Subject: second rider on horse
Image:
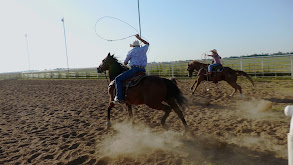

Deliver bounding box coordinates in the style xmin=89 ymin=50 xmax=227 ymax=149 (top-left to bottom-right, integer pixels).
xmin=113 ymin=34 xmax=149 ymax=104
xmin=207 ymin=49 xmax=222 ymax=75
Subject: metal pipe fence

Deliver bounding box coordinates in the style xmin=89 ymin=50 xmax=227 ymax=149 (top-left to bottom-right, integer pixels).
xmin=21 ymin=54 xmax=293 ymax=79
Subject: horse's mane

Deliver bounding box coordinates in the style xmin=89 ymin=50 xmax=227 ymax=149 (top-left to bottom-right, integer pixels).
xmin=191 ymin=60 xmax=211 ymax=65
xmin=188 ymin=60 xmax=209 ymax=71
xmin=189 ymin=60 xmax=203 ymax=65
xmin=109 ymin=55 xmax=129 ymax=71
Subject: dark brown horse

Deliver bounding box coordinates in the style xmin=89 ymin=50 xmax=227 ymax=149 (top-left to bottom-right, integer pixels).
xmin=187 ymin=60 xmax=254 ymax=97
xmin=97 ymin=53 xmax=189 ymax=132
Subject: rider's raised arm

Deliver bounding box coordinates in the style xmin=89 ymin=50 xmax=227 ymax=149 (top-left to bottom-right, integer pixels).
xmin=135 ymin=34 xmax=149 ymax=45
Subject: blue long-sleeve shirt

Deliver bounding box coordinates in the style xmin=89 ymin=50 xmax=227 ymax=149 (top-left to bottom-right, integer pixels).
xmin=124 ymin=44 xmax=149 ymax=67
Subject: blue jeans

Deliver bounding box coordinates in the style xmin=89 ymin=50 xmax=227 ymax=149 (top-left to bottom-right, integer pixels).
xmin=115 ymin=67 xmax=146 ymax=100
xmin=208 ymin=63 xmax=221 ymax=72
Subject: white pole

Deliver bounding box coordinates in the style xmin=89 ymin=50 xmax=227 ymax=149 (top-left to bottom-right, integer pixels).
xmin=61 ymin=17 xmax=70 ymax=72
xmin=285 ymin=105 xmax=293 ymax=165
xmin=25 ymin=34 xmax=31 ymax=72
xmin=137 ymin=0 xmax=142 ymax=36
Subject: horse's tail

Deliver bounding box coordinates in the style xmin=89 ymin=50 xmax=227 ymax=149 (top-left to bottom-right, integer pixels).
xmin=236 ymin=70 xmax=255 ymax=86
xmin=163 ymin=78 xmax=187 ymax=107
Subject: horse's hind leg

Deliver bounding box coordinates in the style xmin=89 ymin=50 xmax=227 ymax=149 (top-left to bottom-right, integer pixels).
xmin=126 ymin=103 xmax=134 ymax=125
xmin=168 ymin=99 xmax=189 ymax=132
xmin=237 ymin=83 xmax=242 ymax=97
xmin=161 ymin=105 xmax=172 ymax=130
xmin=147 ymin=102 xmax=171 ymax=130
xmin=228 ymin=82 xmax=242 ymax=97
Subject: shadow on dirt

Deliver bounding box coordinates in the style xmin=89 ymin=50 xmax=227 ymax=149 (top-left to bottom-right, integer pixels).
xmin=181 ymin=134 xmax=287 ymax=165
xmin=267 ymin=98 xmax=293 ymax=104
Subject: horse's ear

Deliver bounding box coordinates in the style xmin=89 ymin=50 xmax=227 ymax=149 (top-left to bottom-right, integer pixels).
xmin=108 ymin=52 xmax=111 ymax=56
xmin=112 ymin=54 xmax=115 ymax=57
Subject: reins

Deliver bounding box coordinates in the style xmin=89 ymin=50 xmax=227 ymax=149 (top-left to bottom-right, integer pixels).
xmin=104 ymin=71 xmax=109 ymax=85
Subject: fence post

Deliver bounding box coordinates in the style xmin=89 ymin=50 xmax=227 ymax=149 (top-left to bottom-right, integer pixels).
xmin=275 ymin=56 xmax=277 ymax=77
xmin=261 ymin=58 xmax=264 ymax=76
xmin=172 ymin=64 xmax=174 ymax=78
xmin=240 ymin=58 xmax=243 ymax=71
xmin=291 ymin=57 xmax=293 ymax=79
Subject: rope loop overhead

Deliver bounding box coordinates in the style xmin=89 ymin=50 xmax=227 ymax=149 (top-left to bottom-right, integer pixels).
xmin=94 ymin=16 xmax=139 ymax=42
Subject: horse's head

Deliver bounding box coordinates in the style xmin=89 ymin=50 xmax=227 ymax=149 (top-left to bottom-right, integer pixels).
xmin=187 ymin=63 xmax=194 ymax=77
xmin=187 ymin=61 xmax=207 ymax=77
xmin=97 ymin=52 xmax=114 ymax=73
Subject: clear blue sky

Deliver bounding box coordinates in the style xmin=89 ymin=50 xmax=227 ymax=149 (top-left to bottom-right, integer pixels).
xmin=0 ymin=0 xmax=292 ymax=73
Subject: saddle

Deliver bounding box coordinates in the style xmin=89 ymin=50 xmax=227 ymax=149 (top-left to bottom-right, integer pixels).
xmin=123 ymin=72 xmax=146 ymax=88
xmin=202 ymin=65 xmax=224 ymax=83
xmin=109 ymin=72 xmax=146 ymax=97
xmin=211 ymin=64 xmax=224 ymax=72
xmin=109 ymin=72 xmax=146 ymax=88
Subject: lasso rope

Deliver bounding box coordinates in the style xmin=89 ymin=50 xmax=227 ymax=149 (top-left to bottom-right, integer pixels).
xmin=201 ymin=53 xmax=208 ymax=63
xmin=94 ymin=16 xmax=139 ymax=42
xmin=94 ymin=16 xmax=150 ymax=55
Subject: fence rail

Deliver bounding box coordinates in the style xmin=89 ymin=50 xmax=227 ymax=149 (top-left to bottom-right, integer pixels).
xmin=21 ymin=54 xmax=293 ymax=79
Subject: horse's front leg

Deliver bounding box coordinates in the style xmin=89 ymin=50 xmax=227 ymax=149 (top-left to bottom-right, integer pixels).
xmin=192 ymin=77 xmax=203 ymax=95
xmin=106 ymin=102 xmax=114 ymax=127
xmin=126 ymin=103 xmax=134 ymax=125
xmin=107 ymin=85 xmax=116 ymax=127
xmin=190 ymin=79 xmax=198 ymax=90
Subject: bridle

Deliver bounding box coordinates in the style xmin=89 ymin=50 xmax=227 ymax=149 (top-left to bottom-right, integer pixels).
xmin=103 ymin=71 xmax=109 ymax=85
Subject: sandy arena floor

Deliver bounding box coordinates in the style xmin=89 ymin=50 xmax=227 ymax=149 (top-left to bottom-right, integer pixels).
xmin=0 ymin=79 xmax=292 ymax=165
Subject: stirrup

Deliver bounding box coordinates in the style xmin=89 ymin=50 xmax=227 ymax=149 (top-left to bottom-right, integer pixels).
xmin=112 ymin=97 xmax=125 ymax=104
xmin=205 ymin=72 xmax=212 ymax=76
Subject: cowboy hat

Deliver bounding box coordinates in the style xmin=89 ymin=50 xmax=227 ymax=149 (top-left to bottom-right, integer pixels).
xmin=130 ymin=40 xmax=140 ymax=47
xmin=210 ymin=49 xmax=217 ymax=53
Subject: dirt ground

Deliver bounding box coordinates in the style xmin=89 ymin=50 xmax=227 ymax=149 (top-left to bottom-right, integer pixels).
xmin=0 ymin=78 xmax=292 ymax=165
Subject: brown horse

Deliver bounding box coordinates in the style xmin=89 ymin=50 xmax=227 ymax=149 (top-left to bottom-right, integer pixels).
xmin=97 ymin=53 xmax=189 ymax=132
xmin=187 ymin=60 xmax=254 ymax=97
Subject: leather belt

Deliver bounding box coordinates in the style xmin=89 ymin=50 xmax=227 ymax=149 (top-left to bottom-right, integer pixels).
xmin=131 ymin=65 xmax=145 ymax=69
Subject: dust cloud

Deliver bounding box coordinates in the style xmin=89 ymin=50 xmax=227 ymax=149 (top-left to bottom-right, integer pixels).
xmin=237 ymin=98 xmax=273 ymax=118
xmin=96 ymin=122 xmax=183 ymax=158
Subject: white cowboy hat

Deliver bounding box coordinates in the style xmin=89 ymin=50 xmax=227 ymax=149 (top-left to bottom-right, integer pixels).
xmin=130 ymin=40 xmax=140 ymax=47
xmin=210 ymin=49 xmax=217 ymax=53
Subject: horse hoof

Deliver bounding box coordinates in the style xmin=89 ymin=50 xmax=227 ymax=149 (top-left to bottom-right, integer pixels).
xmin=106 ymin=121 xmax=111 ymax=127
xmin=190 ymin=87 xmax=193 ymax=90
xmin=162 ymin=125 xmax=169 ymax=130
xmin=183 ymin=127 xmax=193 ymax=136
xmin=191 ymin=92 xmax=194 ymax=95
